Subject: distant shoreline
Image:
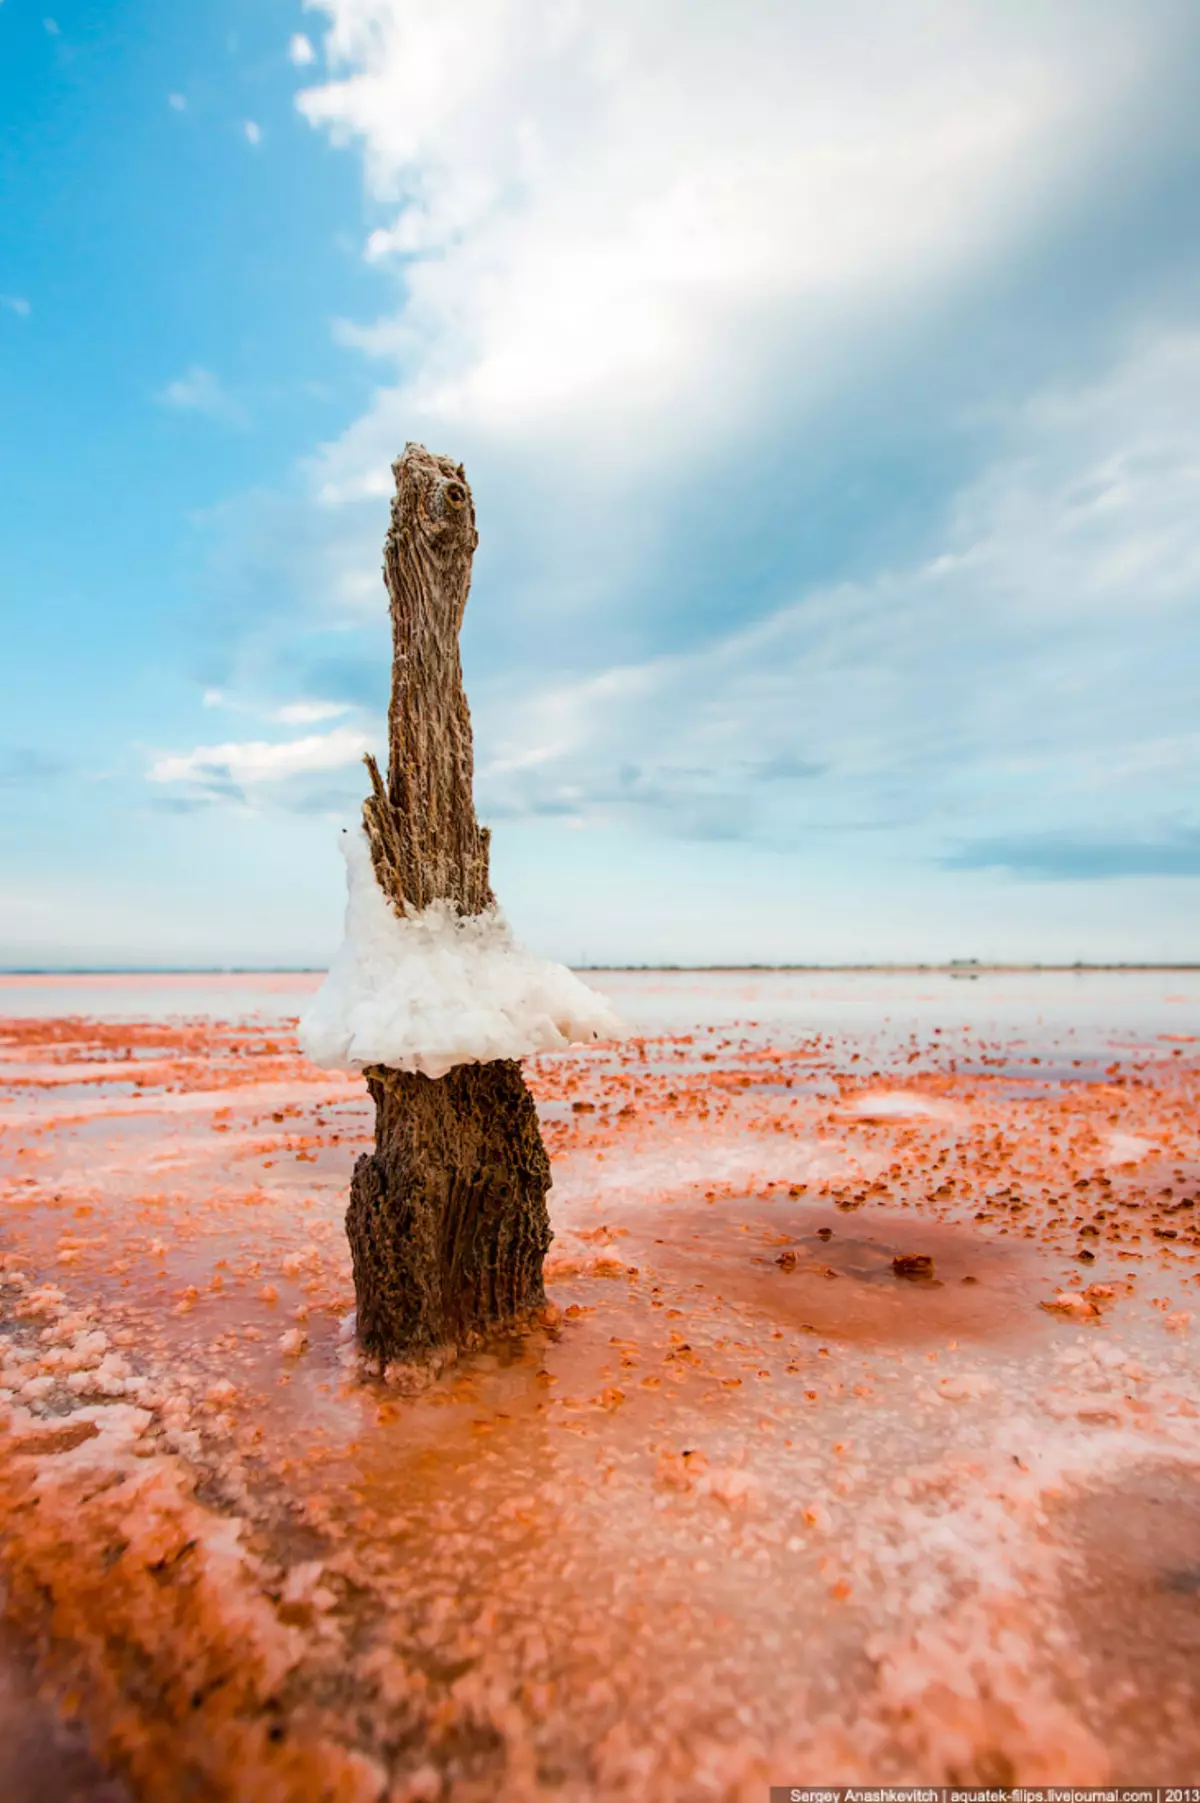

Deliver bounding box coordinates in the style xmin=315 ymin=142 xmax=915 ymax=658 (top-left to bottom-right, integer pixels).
xmin=1 ymin=963 xmax=1198 ymax=978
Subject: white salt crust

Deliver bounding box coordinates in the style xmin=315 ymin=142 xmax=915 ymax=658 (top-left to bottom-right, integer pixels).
xmin=298 ymin=829 xmax=621 ymax=1077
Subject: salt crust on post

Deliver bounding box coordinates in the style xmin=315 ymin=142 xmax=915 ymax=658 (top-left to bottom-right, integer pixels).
xmin=299 ymin=828 xmax=620 ymax=1080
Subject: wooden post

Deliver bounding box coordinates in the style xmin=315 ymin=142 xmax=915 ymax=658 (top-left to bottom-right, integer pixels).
xmin=347 ymin=444 xmax=552 ymax=1366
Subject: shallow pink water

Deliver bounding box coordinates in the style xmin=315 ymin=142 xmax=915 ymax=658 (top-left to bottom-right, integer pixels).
xmin=1 ymin=972 xmax=1199 ymax=1797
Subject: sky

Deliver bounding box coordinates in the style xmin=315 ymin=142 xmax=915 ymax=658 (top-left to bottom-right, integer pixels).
xmin=2 ymin=0 xmax=1200 ymax=969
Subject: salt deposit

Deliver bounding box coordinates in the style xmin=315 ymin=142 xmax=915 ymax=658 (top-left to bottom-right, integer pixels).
xmin=1 ymin=968 xmax=1199 ymax=1795
xmin=298 ymin=828 xmax=621 ymax=1076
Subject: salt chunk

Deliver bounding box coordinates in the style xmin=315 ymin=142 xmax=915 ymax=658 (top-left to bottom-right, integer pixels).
xmin=298 ymin=828 xmax=622 ymax=1077
xmin=281 ymin=1560 xmax=327 ymax=1606
xmin=936 ymin=1373 xmax=995 ymax=1402
xmin=1042 ymin=1291 xmax=1098 ymax=1318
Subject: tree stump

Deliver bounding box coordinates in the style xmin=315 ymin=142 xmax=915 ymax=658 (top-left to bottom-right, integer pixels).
xmin=347 ymin=444 xmax=552 ymax=1366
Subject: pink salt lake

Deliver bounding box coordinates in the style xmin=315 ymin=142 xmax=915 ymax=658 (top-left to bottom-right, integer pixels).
xmin=1 ymin=969 xmax=1199 ymax=1798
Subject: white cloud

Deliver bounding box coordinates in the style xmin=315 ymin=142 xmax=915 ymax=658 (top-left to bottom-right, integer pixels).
xmin=296 ymin=0 xmax=1166 ymax=503
xmin=199 ymin=690 xmax=352 ymax=725
xmin=181 ymin=0 xmax=1199 ymax=938
xmin=244 ymin=119 xmax=263 ymax=146
xmin=289 ymin=32 xmax=317 ymax=66
xmin=168 ymin=92 xmax=187 ymax=112
xmin=956 ymin=332 xmax=1200 ymax=620
xmin=157 ymin=365 xmax=248 ymax=427
xmin=148 ymin=726 xmax=371 ymax=790
xmin=273 ymin=700 xmax=353 ymax=724
xmin=270 ymin=0 xmax=1200 ymax=857
xmin=470 ymin=333 xmax=1200 ymax=848
xmin=1 ymin=295 xmax=30 ymax=318
xmin=42 ymin=16 xmax=59 ymax=34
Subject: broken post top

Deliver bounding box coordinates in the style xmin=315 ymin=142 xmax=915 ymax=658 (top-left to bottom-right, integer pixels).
xmin=389 ymin=440 xmax=479 ymax=612
xmin=362 ymin=443 xmax=494 ymax=921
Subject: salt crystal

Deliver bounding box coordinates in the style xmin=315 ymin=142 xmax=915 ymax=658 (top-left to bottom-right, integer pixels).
xmin=298 ymin=828 xmax=621 ymax=1077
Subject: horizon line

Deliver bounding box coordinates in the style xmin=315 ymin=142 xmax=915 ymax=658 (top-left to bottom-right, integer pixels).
xmin=1 ymin=961 xmax=1199 ymax=978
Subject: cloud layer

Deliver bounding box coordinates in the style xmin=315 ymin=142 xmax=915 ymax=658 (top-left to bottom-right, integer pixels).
xmin=143 ymin=0 xmax=1200 ymax=957
xmin=297 ymin=1 xmax=1157 ymax=476
xmin=148 ymin=724 xmax=372 ymax=807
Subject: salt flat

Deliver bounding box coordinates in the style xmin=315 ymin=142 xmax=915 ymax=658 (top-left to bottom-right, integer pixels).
xmin=0 ymin=970 xmax=1198 ymax=1797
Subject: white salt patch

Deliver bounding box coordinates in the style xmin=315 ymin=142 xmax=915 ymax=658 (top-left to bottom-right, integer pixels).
xmin=299 ymin=829 xmax=621 ymax=1077
xmin=65 ymin=1351 xmax=132 ymax=1396
xmin=554 ymin=1133 xmax=874 ymax=1206
xmin=1105 ymin=1130 xmax=1157 ymax=1163
xmin=846 ymin=1090 xmax=962 ymax=1121
xmin=30 ymin=1403 xmax=154 ymax=1481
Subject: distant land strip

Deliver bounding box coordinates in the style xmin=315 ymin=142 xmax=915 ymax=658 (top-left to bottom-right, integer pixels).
xmin=1 ymin=963 xmax=1198 ymax=978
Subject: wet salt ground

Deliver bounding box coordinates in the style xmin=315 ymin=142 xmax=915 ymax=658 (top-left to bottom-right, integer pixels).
xmin=0 ymin=972 xmax=1199 ymax=1797
xmin=0 ymin=1612 xmax=130 ymax=1801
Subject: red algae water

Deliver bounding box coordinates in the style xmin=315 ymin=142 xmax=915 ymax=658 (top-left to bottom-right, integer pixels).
xmin=1 ymin=970 xmax=1199 ymax=1799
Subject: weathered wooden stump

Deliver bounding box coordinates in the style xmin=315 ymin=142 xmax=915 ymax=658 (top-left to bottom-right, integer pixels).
xmin=346 ymin=444 xmax=553 ymax=1366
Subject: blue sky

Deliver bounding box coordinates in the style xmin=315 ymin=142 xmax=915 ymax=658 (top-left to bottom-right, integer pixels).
xmin=3 ymin=0 xmax=1200 ymax=968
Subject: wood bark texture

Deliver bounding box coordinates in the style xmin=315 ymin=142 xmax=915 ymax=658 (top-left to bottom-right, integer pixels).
xmin=348 ymin=444 xmax=552 ymax=1365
